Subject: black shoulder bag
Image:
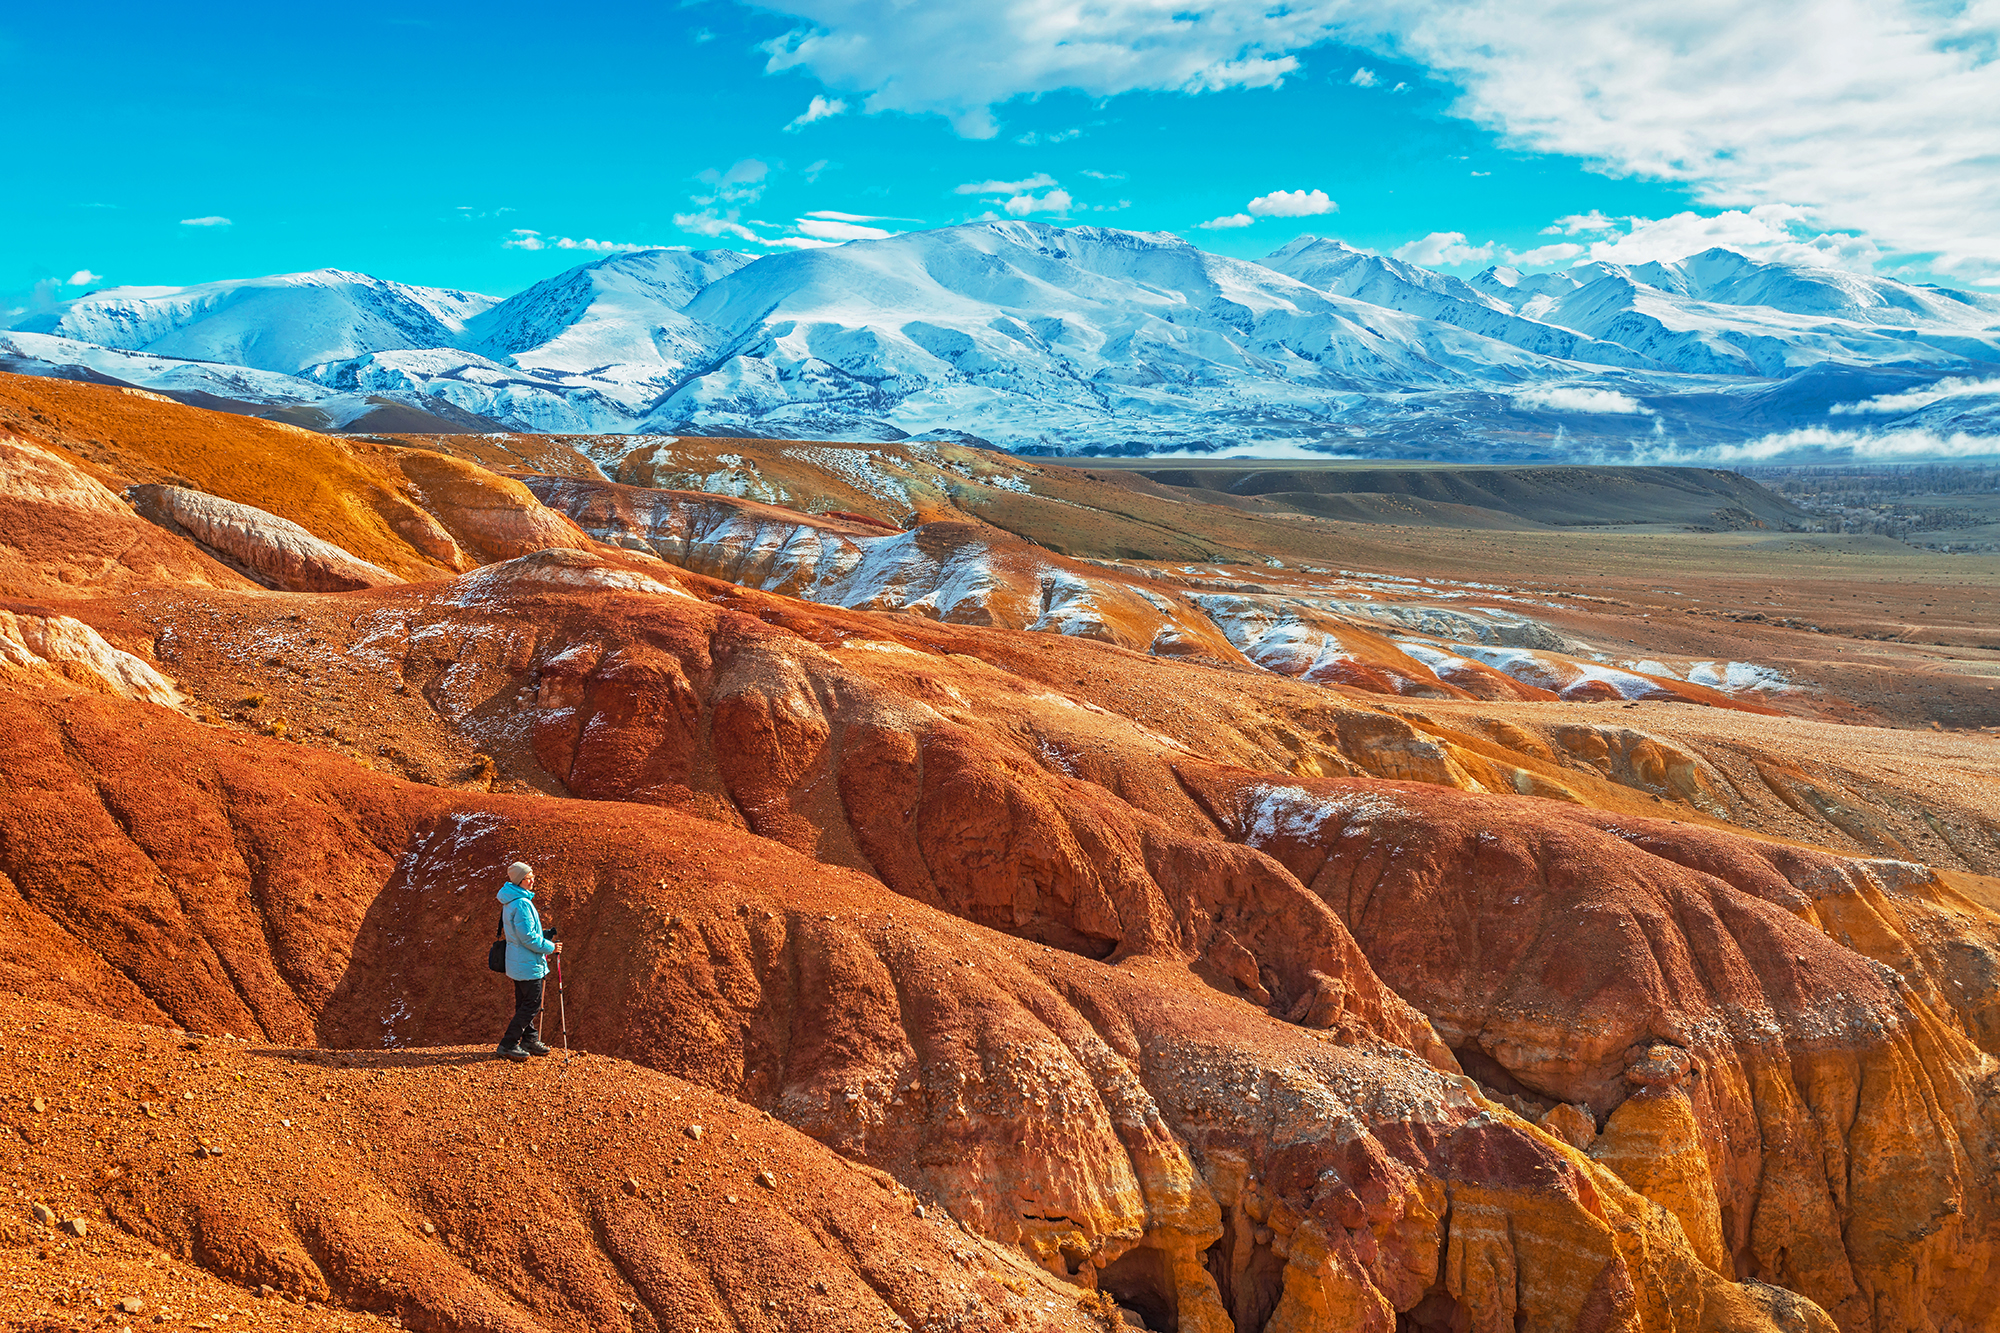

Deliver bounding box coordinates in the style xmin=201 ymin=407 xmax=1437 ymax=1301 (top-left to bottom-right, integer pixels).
xmin=487 ymin=909 xmax=507 ymax=973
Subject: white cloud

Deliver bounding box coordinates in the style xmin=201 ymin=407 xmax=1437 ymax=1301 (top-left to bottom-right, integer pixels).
xmin=1513 ymin=385 xmax=1653 ymax=415
xmin=180 ymin=216 xmax=231 ymax=227
xmin=1383 ymin=1 xmax=2000 ymax=283
xmin=1003 ymin=188 xmax=1072 ymax=216
xmin=758 ymin=0 xmax=1331 ymax=137
xmin=1198 ymin=213 xmax=1255 ymax=229
xmin=1505 ymin=241 xmax=1583 ymax=267
xmin=751 ymin=1 xmax=2000 ymax=282
xmin=804 ymin=209 xmax=909 ymax=222
xmin=502 ymin=230 xmax=665 ymax=253
xmin=797 ymin=217 xmax=895 ymax=240
xmin=785 ymin=94 xmax=849 ymax=131
xmin=954 ymin=173 xmax=1058 ymax=195
xmin=1578 ymin=205 xmax=1881 ymax=270
xmin=1829 ymin=375 xmax=2000 ymax=416
xmin=1391 ymin=231 xmax=1495 ymax=266
xmin=760 ymin=235 xmax=842 ymax=249
xmin=1079 ymin=169 xmax=1125 ymax=181
xmin=1350 ymin=68 xmax=1378 ymax=87
xmin=1543 ymin=210 xmax=1616 ymax=237
xmin=1637 ymin=426 xmax=2000 ymax=463
xmin=673 ymin=211 xmax=762 ymax=242
xmin=1248 ymin=188 xmax=1336 ymax=217
xmin=555 ymin=238 xmax=659 ymax=253
xmin=65 ymin=270 xmax=102 ymax=286
xmin=693 ymin=160 xmax=771 ymax=206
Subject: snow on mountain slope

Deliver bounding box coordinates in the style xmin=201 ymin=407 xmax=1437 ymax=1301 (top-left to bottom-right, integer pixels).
xmin=303 ymin=348 xmax=655 ymax=433
xmin=650 ymin=222 xmax=1571 ymax=445
xmin=1469 ymin=250 xmax=2000 ymax=377
xmin=467 ymin=247 xmax=753 ymax=371
xmin=1262 ymin=237 xmax=1661 ymax=372
xmin=0 ymin=329 xmax=339 ymax=405
xmin=5 ymin=228 xmax=1998 ymax=457
xmin=14 ymin=270 xmax=496 ymax=375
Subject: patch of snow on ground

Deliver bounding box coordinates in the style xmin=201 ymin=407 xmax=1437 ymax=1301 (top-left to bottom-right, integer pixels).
xmin=1687 ymin=660 xmax=1793 ymax=692
xmin=1450 ymin=645 xmax=1670 ymax=699
xmin=441 ymin=555 xmax=690 ymax=607
xmin=1030 ymin=571 xmax=1112 ymax=638
xmin=783 ymin=446 xmax=915 ymax=512
xmin=1397 ymin=641 xmax=1479 ymax=678
xmin=814 ymin=531 xmax=999 ymax=623
xmin=1244 ymin=784 xmax=1408 ymax=845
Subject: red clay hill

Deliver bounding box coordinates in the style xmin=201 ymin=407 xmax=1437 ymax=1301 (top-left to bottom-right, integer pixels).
xmin=3 ymin=370 xmax=1998 ymax=1333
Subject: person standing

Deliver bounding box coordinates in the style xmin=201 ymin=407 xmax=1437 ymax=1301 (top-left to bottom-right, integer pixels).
xmin=496 ymin=861 xmax=560 ymax=1062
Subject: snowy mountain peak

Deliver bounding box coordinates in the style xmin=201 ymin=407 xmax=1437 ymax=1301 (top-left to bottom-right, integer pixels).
xmin=5 ymin=224 xmax=1998 ymax=458
xmin=14 ymin=268 xmax=498 ymax=375
xmin=468 ymin=247 xmax=753 ymax=368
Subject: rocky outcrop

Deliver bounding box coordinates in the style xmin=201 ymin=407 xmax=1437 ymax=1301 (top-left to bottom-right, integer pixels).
xmin=1182 ymin=766 xmax=2000 ymax=1333
xmin=387 ymin=449 xmax=596 ymax=565
xmin=0 ymin=432 xmax=256 ymax=597
xmin=0 ymin=609 xmax=182 ymax=706
xmin=127 ymin=484 xmax=402 ymax=592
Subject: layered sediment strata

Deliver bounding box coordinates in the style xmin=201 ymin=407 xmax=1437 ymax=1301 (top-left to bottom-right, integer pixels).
xmin=1181 ymin=767 xmax=2000 ymax=1331
xmin=0 ymin=679 xmax=1837 ymax=1331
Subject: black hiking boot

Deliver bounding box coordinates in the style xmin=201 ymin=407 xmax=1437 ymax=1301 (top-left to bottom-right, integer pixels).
xmin=496 ymin=1041 xmax=530 ymax=1063
xmin=521 ymin=1033 xmax=553 ymax=1057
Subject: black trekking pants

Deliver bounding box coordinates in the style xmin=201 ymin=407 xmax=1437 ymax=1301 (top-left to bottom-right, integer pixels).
xmin=501 ymin=977 xmax=544 ymax=1047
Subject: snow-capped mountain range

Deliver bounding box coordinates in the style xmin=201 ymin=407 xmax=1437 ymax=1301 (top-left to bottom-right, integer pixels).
xmin=6 ymin=221 xmax=1999 ymax=459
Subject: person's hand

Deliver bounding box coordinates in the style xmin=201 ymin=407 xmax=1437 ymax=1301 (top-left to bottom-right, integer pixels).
xmin=551 ymin=942 xmax=563 ymax=954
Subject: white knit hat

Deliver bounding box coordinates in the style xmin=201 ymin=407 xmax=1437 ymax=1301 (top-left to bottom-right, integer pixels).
xmin=508 ymin=862 xmax=533 ymax=884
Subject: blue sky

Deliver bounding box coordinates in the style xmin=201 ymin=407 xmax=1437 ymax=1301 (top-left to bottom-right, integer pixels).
xmin=3 ymin=0 xmax=1991 ymax=308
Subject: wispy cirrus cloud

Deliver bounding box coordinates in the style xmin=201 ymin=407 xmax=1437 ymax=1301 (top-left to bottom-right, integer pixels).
xmin=953 ymin=173 xmax=1057 ymax=196
xmin=180 ymin=216 xmax=231 ymax=227
xmin=1506 ymin=241 xmax=1583 ymax=266
xmin=796 ymin=217 xmax=894 ymax=240
xmin=693 ymin=159 xmax=771 ymax=206
xmin=955 ymin=173 xmax=1070 ymax=217
xmin=671 ymin=212 xmax=762 ymax=242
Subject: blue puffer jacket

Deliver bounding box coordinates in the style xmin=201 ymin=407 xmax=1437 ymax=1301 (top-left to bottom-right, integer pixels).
xmin=497 ymin=881 xmax=555 ymax=981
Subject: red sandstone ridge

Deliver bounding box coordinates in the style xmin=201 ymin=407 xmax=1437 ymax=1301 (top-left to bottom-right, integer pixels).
xmin=2 ymin=678 xmax=1841 ymax=1331
xmin=2 ymin=375 xmax=1997 ymax=1332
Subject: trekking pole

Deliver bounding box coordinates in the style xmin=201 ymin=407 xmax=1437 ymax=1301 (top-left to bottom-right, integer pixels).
xmin=554 ymin=950 xmax=570 ymax=1054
